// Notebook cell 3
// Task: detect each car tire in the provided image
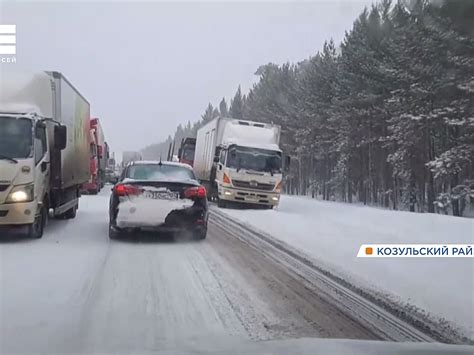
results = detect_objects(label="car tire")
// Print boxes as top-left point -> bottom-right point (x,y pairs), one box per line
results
109,222 -> 122,240
27,205 -> 46,239
194,227 -> 207,240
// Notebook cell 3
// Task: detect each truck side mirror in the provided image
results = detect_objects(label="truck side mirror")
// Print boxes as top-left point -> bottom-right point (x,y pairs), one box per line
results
54,125 -> 67,150
213,156 -> 219,163
178,148 -> 182,159
284,155 -> 291,172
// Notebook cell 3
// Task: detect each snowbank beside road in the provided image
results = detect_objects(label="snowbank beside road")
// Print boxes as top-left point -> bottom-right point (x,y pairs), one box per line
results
218,196 -> 474,339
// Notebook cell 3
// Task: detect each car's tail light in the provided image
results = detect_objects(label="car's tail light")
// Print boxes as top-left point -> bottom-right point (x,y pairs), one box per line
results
275,181 -> 282,193
114,184 -> 141,196
184,186 -> 207,199
223,173 -> 231,184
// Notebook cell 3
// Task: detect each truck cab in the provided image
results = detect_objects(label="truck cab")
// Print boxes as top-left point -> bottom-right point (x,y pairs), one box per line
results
194,117 -> 288,209
214,143 -> 283,208
178,137 -> 196,167
0,70 -> 90,238
0,113 -> 66,237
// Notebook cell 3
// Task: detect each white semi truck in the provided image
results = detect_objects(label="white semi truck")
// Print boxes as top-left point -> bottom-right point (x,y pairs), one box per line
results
0,71 -> 90,238
194,117 -> 289,208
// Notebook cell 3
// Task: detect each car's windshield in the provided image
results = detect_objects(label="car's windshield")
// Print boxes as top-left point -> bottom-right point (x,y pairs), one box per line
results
127,164 -> 195,181
227,146 -> 282,173
0,116 -> 33,159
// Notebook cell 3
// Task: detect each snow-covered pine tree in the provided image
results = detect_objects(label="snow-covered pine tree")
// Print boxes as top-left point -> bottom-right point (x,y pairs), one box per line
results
219,97 -> 229,117
229,86 -> 244,119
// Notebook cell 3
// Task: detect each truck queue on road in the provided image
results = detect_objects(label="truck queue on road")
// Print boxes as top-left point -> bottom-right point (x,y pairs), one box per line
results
0,70 -> 291,239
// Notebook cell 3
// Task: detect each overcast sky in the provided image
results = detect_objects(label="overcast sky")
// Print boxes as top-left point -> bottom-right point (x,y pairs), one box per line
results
1,1 -> 372,158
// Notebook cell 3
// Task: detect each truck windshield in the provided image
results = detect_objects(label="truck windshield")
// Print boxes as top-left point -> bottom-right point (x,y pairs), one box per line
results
227,146 -> 282,173
0,116 -> 33,159
182,146 -> 195,161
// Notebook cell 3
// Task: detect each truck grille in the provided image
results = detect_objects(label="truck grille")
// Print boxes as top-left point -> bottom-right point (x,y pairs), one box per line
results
0,184 -> 9,192
232,180 -> 275,191
235,191 -> 270,204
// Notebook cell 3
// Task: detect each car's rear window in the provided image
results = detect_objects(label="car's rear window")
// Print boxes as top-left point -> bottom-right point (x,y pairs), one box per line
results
127,164 -> 195,181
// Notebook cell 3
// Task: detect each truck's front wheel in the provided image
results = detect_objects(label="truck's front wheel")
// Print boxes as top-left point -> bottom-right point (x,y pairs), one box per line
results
28,205 -> 46,239
217,198 -> 227,208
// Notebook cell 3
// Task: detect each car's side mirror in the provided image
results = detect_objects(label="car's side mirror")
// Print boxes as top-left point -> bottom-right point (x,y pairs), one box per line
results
54,125 -> 67,150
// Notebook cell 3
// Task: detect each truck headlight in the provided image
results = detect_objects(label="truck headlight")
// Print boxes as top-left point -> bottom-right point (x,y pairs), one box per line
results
6,184 -> 34,203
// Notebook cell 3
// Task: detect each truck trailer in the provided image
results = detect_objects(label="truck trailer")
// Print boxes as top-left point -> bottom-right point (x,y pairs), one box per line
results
194,117 -> 288,208
92,118 -> 108,190
82,117 -> 100,194
0,71 -> 90,238
82,117 -> 108,193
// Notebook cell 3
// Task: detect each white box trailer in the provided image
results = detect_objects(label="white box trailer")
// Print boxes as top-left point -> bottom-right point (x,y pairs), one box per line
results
194,117 -> 286,208
0,70 -> 90,238
48,71 -> 90,189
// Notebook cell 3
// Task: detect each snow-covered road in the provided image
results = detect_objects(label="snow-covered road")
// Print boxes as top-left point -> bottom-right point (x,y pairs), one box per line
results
219,195 -> 474,342
0,190 -> 378,353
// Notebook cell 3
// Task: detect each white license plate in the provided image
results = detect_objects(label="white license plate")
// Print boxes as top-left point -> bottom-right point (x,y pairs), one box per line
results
144,191 -> 178,200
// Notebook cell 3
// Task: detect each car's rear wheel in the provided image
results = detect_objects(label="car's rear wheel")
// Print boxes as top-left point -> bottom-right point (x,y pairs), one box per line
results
108,222 -> 123,240
193,227 -> 207,240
